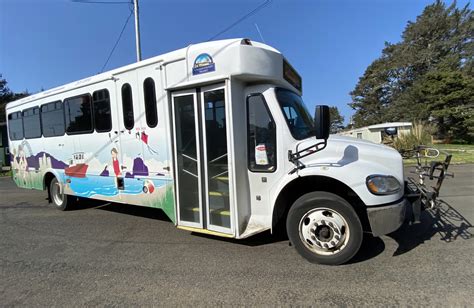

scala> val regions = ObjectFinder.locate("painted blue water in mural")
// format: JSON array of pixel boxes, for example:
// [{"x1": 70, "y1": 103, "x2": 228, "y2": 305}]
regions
[{"x1": 67, "y1": 175, "x2": 171, "y2": 198}]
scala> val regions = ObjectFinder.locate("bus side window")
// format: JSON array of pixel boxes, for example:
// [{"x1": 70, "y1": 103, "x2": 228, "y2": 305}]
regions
[
  {"x1": 93, "y1": 89, "x2": 112, "y2": 133},
  {"x1": 41, "y1": 101, "x2": 65, "y2": 137},
  {"x1": 143, "y1": 77, "x2": 158, "y2": 128},
  {"x1": 23, "y1": 107, "x2": 42, "y2": 139},
  {"x1": 8, "y1": 111, "x2": 24, "y2": 140},
  {"x1": 121, "y1": 83, "x2": 134, "y2": 130},
  {"x1": 64, "y1": 94, "x2": 93, "y2": 135},
  {"x1": 247, "y1": 94, "x2": 277, "y2": 172}
]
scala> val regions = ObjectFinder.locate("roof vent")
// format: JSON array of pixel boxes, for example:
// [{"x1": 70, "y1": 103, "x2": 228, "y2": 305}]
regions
[{"x1": 241, "y1": 38, "x2": 252, "y2": 46}]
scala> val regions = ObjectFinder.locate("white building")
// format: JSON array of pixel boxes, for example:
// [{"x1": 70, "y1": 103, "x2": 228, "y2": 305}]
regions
[{"x1": 339, "y1": 122, "x2": 412, "y2": 143}]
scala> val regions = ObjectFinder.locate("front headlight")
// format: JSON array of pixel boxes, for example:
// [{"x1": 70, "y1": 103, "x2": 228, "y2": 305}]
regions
[{"x1": 366, "y1": 175, "x2": 401, "y2": 195}]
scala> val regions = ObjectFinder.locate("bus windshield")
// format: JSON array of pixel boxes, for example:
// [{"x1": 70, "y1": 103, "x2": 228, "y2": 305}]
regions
[{"x1": 276, "y1": 88, "x2": 314, "y2": 140}]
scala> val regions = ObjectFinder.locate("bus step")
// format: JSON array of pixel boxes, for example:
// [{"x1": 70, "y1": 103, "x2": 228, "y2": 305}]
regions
[
  {"x1": 210, "y1": 208, "x2": 231, "y2": 227},
  {"x1": 210, "y1": 208, "x2": 230, "y2": 216},
  {"x1": 209, "y1": 191, "x2": 229, "y2": 197},
  {"x1": 190, "y1": 207, "x2": 229, "y2": 216},
  {"x1": 177, "y1": 225, "x2": 233, "y2": 238}
]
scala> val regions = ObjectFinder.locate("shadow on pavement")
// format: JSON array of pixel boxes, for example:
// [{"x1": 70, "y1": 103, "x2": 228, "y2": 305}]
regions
[
  {"x1": 73, "y1": 195, "x2": 472, "y2": 262},
  {"x1": 192, "y1": 228, "x2": 387, "y2": 264},
  {"x1": 75, "y1": 198, "x2": 172, "y2": 223},
  {"x1": 347, "y1": 234, "x2": 385, "y2": 264},
  {"x1": 190, "y1": 228, "x2": 290, "y2": 247},
  {"x1": 388, "y1": 198, "x2": 473, "y2": 256}
]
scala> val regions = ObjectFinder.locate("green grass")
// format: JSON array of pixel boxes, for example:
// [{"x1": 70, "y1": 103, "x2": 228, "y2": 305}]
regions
[
  {"x1": 0, "y1": 169, "x2": 12, "y2": 177},
  {"x1": 403, "y1": 144, "x2": 474, "y2": 165}
]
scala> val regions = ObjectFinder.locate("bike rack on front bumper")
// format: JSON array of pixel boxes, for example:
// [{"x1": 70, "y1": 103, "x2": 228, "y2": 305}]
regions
[{"x1": 401, "y1": 146, "x2": 454, "y2": 223}]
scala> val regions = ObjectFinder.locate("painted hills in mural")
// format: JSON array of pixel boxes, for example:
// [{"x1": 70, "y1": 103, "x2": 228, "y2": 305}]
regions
[{"x1": 26, "y1": 152, "x2": 69, "y2": 171}]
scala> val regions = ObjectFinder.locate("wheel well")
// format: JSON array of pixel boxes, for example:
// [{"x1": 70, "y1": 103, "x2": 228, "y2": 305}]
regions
[
  {"x1": 43, "y1": 172, "x2": 56, "y2": 202},
  {"x1": 272, "y1": 176, "x2": 371, "y2": 233}
]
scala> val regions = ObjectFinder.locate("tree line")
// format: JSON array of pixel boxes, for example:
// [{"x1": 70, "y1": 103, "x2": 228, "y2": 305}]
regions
[
  {"x1": 349, "y1": 1, "x2": 473, "y2": 143},
  {"x1": 0, "y1": 75, "x2": 28, "y2": 123},
  {"x1": 2, "y1": 1, "x2": 472, "y2": 142}
]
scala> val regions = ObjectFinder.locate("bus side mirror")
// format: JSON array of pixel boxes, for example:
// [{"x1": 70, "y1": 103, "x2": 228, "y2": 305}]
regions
[{"x1": 314, "y1": 105, "x2": 330, "y2": 140}]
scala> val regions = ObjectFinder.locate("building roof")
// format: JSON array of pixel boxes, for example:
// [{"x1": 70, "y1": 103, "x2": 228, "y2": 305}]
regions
[
  {"x1": 339, "y1": 122, "x2": 412, "y2": 135},
  {"x1": 367, "y1": 122, "x2": 412, "y2": 130}
]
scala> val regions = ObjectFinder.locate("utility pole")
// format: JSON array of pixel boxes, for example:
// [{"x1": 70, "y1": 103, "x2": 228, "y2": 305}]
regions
[{"x1": 133, "y1": 0, "x2": 142, "y2": 62}]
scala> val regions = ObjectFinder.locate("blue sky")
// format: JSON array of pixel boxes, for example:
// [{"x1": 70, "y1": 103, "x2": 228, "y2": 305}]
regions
[{"x1": 0, "y1": 0, "x2": 469, "y2": 123}]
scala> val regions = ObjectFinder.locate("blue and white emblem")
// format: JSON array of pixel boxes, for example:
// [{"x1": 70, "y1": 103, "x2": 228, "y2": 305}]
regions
[{"x1": 192, "y1": 53, "x2": 215, "y2": 75}]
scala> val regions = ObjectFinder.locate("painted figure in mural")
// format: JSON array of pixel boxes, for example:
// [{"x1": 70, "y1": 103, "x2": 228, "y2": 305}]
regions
[
  {"x1": 17, "y1": 145, "x2": 28, "y2": 185},
  {"x1": 10, "y1": 148, "x2": 19, "y2": 183},
  {"x1": 10, "y1": 148, "x2": 18, "y2": 171},
  {"x1": 111, "y1": 147, "x2": 121, "y2": 176},
  {"x1": 111, "y1": 147, "x2": 121, "y2": 187}
]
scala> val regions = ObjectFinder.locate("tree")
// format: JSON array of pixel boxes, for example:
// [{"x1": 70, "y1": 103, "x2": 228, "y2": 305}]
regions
[
  {"x1": 329, "y1": 106, "x2": 344, "y2": 133},
  {"x1": 408, "y1": 71, "x2": 474, "y2": 142},
  {"x1": 349, "y1": 1, "x2": 473, "y2": 142},
  {"x1": 0, "y1": 75, "x2": 28, "y2": 122}
]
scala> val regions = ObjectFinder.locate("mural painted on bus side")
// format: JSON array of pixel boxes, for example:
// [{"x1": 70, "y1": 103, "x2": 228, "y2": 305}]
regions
[{"x1": 9, "y1": 129, "x2": 175, "y2": 223}]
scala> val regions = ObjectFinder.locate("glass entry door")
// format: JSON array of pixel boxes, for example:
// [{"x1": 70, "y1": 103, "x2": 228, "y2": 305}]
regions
[
  {"x1": 172, "y1": 84, "x2": 232, "y2": 234},
  {"x1": 172, "y1": 91, "x2": 202, "y2": 228}
]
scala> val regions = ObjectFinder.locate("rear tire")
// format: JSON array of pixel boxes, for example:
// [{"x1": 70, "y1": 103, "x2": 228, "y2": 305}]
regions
[
  {"x1": 49, "y1": 177, "x2": 73, "y2": 211},
  {"x1": 286, "y1": 191, "x2": 363, "y2": 265}
]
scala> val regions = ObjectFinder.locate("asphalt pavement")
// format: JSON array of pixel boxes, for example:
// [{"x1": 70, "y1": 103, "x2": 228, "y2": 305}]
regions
[{"x1": 1, "y1": 165, "x2": 473, "y2": 306}]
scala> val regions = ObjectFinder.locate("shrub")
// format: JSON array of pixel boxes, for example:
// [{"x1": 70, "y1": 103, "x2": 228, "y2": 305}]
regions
[{"x1": 392, "y1": 121, "x2": 434, "y2": 151}]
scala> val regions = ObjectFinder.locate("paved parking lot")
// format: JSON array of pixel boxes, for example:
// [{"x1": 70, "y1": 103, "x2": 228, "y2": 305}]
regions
[{"x1": 1, "y1": 165, "x2": 473, "y2": 306}]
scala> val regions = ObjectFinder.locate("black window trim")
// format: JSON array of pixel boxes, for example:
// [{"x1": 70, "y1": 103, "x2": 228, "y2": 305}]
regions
[
  {"x1": 121, "y1": 83, "x2": 134, "y2": 130},
  {"x1": 143, "y1": 77, "x2": 158, "y2": 128},
  {"x1": 22, "y1": 106, "x2": 42, "y2": 139},
  {"x1": 64, "y1": 93, "x2": 95, "y2": 135},
  {"x1": 40, "y1": 100, "x2": 66, "y2": 138},
  {"x1": 275, "y1": 87, "x2": 315, "y2": 141},
  {"x1": 8, "y1": 111, "x2": 24, "y2": 141},
  {"x1": 92, "y1": 88, "x2": 112, "y2": 133},
  {"x1": 246, "y1": 92, "x2": 277, "y2": 173}
]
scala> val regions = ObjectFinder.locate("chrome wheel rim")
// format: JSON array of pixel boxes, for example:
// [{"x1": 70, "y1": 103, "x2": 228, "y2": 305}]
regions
[
  {"x1": 298, "y1": 207, "x2": 350, "y2": 255},
  {"x1": 51, "y1": 181, "x2": 63, "y2": 206}
]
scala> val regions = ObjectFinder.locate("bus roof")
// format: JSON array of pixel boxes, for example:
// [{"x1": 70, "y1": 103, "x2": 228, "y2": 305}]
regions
[{"x1": 7, "y1": 38, "x2": 299, "y2": 110}]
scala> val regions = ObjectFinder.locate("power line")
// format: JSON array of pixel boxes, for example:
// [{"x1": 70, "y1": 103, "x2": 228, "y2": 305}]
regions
[
  {"x1": 207, "y1": 0, "x2": 272, "y2": 41},
  {"x1": 72, "y1": 0, "x2": 136, "y2": 72},
  {"x1": 254, "y1": 23, "x2": 266, "y2": 43},
  {"x1": 100, "y1": 9, "x2": 134, "y2": 72}
]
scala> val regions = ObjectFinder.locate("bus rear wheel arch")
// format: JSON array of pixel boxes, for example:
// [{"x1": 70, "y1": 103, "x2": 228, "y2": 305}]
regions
[
  {"x1": 46, "y1": 176, "x2": 73, "y2": 211},
  {"x1": 286, "y1": 191, "x2": 363, "y2": 265}
]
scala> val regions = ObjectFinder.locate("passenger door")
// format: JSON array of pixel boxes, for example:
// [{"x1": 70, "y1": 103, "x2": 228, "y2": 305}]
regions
[{"x1": 171, "y1": 84, "x2": 233, "y2": 234}]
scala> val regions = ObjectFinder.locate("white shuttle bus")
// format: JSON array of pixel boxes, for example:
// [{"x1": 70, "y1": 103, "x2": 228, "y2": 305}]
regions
[{"x1": 7, "y1": 39, "x2": 409, "y2": 265}]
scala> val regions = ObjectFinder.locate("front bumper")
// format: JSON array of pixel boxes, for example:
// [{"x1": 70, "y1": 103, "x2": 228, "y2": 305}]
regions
[{"x1": 366, "y1": 198, "x2": 407, "y2": 237}]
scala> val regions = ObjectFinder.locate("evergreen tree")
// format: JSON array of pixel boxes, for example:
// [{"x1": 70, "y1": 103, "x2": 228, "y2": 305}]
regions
[
  {"x1": 0, "y1": 75, "x2": 28, "y2": 122},
  {"x1": 329, "y1": 106, "x2": 345, "y2": 133},
  {"x1": 349, "y1": 1, "x2": 473, "y2": 142}
]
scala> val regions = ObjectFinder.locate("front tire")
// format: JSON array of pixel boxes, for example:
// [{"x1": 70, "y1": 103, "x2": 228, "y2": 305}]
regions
[
  {"x1": 286, "y1": 192, "x2": 363, "y2": 265},
  {"x1": 49, "y1": 177, "x2": 73, "y2": 211}
]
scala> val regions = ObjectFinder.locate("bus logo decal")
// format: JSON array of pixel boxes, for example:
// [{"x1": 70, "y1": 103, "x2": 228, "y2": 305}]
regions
[{"x1": 192, "y1": 53, "x2": 215, "y2": 75}]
